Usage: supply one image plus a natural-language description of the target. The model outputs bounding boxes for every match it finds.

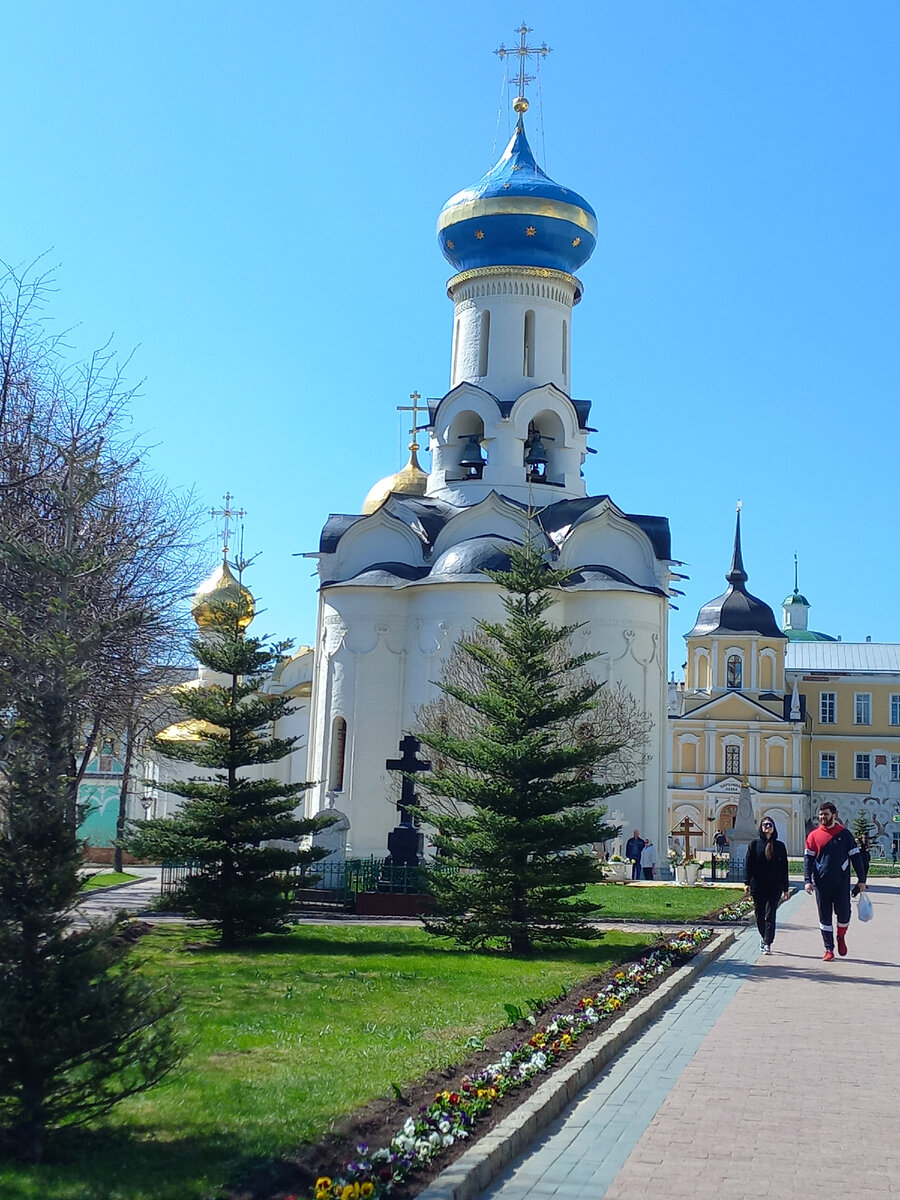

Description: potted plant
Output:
[683,856,702,886]
[605,854,630,882]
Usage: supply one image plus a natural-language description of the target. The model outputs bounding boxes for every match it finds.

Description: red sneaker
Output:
[837,934,847,957]
[823,950,835,961]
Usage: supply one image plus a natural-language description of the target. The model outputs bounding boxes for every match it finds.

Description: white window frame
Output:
[855,753,871,781]
[891,694,900,726]
[726,653,743,690]
[820,752,837,780]
[892,755,900,782]
[819,692,836,724]
[855,693,872,725]
[724,744,741,776]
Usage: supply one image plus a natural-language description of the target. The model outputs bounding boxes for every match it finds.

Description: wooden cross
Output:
[209,491,246,559]
[386,734,431,825]
[671,816,703,859]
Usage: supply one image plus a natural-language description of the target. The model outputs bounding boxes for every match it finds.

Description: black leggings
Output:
[753,891,781,945]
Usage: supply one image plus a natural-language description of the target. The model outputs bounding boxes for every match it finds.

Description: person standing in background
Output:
[640,839,656,880]
[626,830,645,881]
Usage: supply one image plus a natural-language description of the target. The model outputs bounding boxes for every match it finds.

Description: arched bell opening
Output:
[523,410,566,486]
[447,413,486,481]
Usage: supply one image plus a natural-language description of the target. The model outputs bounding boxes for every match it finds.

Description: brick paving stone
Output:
[479,881,900,1200]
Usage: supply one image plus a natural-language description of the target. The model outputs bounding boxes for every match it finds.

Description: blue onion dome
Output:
[437,114,597,277]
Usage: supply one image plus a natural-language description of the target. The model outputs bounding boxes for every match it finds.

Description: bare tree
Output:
[0,260,196,1158]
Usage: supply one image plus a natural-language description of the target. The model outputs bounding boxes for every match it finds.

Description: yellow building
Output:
[668,512,807,855]
[669,516,900,857]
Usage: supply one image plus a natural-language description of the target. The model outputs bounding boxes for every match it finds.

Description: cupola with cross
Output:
[684,505,787,696]
[425,23,597,507]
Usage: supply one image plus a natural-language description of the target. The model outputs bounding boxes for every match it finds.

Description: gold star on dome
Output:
[513,164,523,171]
[572,236,581,247]
[525,226,536,237]
[502,182,511,189]
[446,239,455,250]
[474,229,485,239]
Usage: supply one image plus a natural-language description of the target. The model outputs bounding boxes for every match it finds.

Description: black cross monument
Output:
[385,734,431,866]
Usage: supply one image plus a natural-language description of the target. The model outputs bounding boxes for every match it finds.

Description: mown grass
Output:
[0,923,655,1200]
[80,871,140,891]
[584,882,744,920]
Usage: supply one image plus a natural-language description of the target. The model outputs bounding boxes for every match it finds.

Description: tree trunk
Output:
[114,721,136,874]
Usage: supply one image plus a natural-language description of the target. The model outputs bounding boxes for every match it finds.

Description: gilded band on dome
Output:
[446,264,583,303]
[437,195,598,237]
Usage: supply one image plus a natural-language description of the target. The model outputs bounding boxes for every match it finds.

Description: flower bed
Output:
[302,930,711,1200]
[715,897,754,922]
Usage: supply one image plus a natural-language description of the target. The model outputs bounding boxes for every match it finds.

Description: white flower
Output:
[438,1119,451,1134]
[442,1134,455,1147]
[403,1118,416,1137]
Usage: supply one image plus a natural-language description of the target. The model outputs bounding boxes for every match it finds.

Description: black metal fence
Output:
[160,856,447,911]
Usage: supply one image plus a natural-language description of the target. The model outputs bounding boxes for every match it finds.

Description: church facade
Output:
[303,96,677,859]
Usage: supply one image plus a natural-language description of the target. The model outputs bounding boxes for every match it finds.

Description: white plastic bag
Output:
[858,891,874,922]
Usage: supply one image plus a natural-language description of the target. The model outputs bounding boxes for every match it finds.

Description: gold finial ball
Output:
[513,96,529,114]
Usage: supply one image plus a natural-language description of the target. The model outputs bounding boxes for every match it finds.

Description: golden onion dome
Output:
[190,558,255,630]
[361,444,428,515]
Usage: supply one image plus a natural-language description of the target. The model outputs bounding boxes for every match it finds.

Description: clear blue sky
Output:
[5,1,898,670]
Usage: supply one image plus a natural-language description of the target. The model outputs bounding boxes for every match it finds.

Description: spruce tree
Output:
[413,539,639,954]
[852,811,874,843]
[128,566,332,947]
[0,692,181,1164]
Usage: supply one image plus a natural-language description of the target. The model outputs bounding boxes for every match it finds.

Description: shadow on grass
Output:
[170,928,640,966]
[0,1122,253,1200]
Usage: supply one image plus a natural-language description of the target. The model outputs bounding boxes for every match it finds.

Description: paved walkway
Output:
[479,880,900,1200]
[75,867,164,925]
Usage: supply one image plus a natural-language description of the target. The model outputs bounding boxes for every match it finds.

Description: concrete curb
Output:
[414,928,736,1200]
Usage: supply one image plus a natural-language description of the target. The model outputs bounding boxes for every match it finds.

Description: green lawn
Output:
[0,923,656,1200]
[584,882,745,921]
[80,871,140,891]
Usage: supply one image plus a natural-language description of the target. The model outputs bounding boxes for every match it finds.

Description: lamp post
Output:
[140,795,153,820]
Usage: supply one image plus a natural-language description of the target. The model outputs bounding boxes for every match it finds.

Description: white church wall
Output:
[308,575,669,860]
[449,270,576,398]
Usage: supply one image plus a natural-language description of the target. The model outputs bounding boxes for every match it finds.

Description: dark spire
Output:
[726,503,748,586]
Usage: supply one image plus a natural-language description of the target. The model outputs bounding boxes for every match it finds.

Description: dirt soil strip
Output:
[415,928,735,1200]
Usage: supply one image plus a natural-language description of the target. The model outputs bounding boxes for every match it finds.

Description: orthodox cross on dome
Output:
[209,492,246,560]
[494,22,551,113]
[396,390,428,452]
[386,734,431,825]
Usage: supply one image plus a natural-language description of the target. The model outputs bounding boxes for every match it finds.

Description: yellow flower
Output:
[361,1185,375,1199]
[341,1185,360,1200]
[316,1181,332,1191]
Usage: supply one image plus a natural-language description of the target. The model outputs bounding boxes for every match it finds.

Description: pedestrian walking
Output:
[626,829,645,881]
[857,834,871,877]
[804,802,867,961]
[744,818,789,954]
[640,840,656,880]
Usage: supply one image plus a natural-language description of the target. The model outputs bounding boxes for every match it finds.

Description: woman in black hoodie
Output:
[744,818,790,954]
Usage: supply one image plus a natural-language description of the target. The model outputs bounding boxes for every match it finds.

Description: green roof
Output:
[784,628,837,642]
